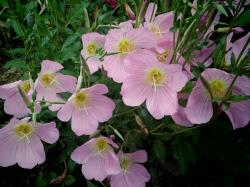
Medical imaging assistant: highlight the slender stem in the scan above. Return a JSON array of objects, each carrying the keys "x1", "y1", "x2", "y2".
[{"x1": 135, "y1": 0, "x2": 150, "y2": 28}]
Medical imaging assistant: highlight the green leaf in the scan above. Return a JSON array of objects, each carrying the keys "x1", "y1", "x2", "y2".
[
  {"x1": 8, "y1": 18, "x2": 25, "y2": 37},
  {"x1": 235, "y1": 10, "x2": 250, "y2": 26},
  {"x1": 172, "y1": 141, "x2": 196, "y2": 174},
  {"x1": 35, "y1": 176, "x2": 47, "y2": 187},
  {"x1": 228, "y1": 95, "x2": 250, "y2": 102},
  {"x1": 153, "y1": 140, "x2": 167, "y2": 161},
  {"x1": 4, "y1": 59, "x2": 27, "y2": 69},
  {"x1": 67, "y1": 159, "x2": 76, "y2": 173},
  {"x1": 61, "y1": 34, "x2": 80, "y2": 50},
  {"x1": 216, "y1": 4, "x2": 228, "y2": 17},
  {"x1": 87, "y1": 181, "x2": 97, "y2": 187},
  {"x1": 64, "y1": 175, "x2": 76, "y2": 186}
]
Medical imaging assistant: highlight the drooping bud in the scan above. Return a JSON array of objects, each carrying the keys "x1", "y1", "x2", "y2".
[{"x1": 124, "y1": 3, "x2": 136, "y2": 20}]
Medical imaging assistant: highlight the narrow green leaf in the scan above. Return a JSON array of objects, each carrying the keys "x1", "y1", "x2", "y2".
[
  {"x1": 216, "y1": 4, "x2": 228, "y2": 17},
  {"x1": 64, "y1": 175, "x2": 76, "y2": 186},
  {"x1": 153, "y1": 140, "x2": 167, "y2": 161}
]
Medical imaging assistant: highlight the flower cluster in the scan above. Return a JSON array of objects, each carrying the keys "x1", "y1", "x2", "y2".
[{"x1": 0, "y1": 1, "x2": 250, "y2": 187}]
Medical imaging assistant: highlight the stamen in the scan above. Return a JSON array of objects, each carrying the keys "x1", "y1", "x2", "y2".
[
  {"x1": 40, "y1": 72, "x2": 56, "y2": 88},
  {"x1": 94, "y1": 138, "x2": 109, "y2": 154},
  {"x1": 72, "y1": 91, "x2": 90, "y2": 108},
  {"x1": 117, "y1": 39, "x2": 134, "y2": 54},
  {"x1": 13, "y1": 123, "x2": 34, "y2": 142}
]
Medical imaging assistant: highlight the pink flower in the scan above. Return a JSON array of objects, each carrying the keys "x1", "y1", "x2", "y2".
[
  {"x1": 81, "y1": 32, "x2": 106, "y2": 74},
  {"x1": 71, "y1": 136, "x2": 120, "y2": 181},
  {"x1": 144, "y1": 3, "x2": 174, "y2": 43},
  {"x1": 35, "y1": 60, "x2": 77, "y2": 111},
  {"x1": 172, "y1": 106, "x2": 193, "y2": 127},
  {"x1": 121, "y1": 50, "x2": 188, "y2": 119},
  {"x1": 226, "y1": 32, "x2": 250, "y2": 65},
  {"x1": 103, "y1": 28, "x2": 156, "y2": 83},
  {"x1": 110, "y1": 150, "x2": 151, "y2": 187},
  {"x1": 185, "y1": 68, "x2": 250, "y2": 129},
  {"x1": 191, "y1": 41, "x2": 215, "y2": 67},
  {"x1": 0, "y1": 80, "x2": 40, "y2": 117},
  {"x1": 0, "y1": 118, "x2": 59, "y2": 169},
  {"x1": 57, "y1": 84, "x2": 115, "y2": 136}
]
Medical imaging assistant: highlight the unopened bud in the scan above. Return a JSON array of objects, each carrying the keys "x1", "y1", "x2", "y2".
[
  {"x1": 124, "y1": 3, "x2": 136, "y2": 20},
  {"x1": 216, "y1": 27, "x2": 230, "y2": 33}
]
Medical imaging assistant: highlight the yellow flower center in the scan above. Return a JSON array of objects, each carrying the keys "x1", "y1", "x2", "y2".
[
  {"x1": 117, "y1": 39, "x2": 134, "y2": 54},
  {"x1": 157, "y1": 49, "x2": 172, "y2": 64},
  {"x1": 209, "y1": 79, "x2": 228, "y2": 98},
  {"x1": 120, "y1": 156, "x2": 131, "y2": 172},
  {"x1": 72, "y1": 91, "x2": 89, "y2": 108},
  {"x1": 40, "y1": 72, "x2": 56, "y2": 88},
  {"x1": 13, "y1": 123, "x2": 34, "y2": 142},
  {"x1": 150, "y1": 24, "x2": 162, "y2": 37},
  {"x1": 86, "y1": 42, "x2": 97, "y2": 56},
  {"x1": 145, "y1": 68, "x2": 166, "y2": 87},
  {"x1": 19, "y1": 81, "x2": 31, "y2": 94},
  {"x1": 94, "y1": 138, "x2": 109, "y2": 154}
]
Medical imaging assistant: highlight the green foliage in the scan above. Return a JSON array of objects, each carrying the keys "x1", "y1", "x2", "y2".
[{"x1": 0, "y1": 0, "x2": 250, "y2": 187}]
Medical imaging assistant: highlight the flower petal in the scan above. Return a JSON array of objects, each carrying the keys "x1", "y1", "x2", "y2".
[
  {"x1": 41, "y1": 60, "x2": 63, "y2": 73},
  {"x1": 81, "y1": 155, "x2": 108, "y2": 181},
  {"x1": 146, "y1": 87, "x2": 178, "y2": 119},
  {"x1": 71, "y1": 110, "x2": 99, "y2": 136},
  {"x1": 57, "y1": 100, "x2": 74, "y2": 122},
  {"x1": 36, "y1": 122, "x2": 59, "y2": 144},
  {"x1": 16, "y1": 135, "x2": 45, "y2": 169},
  {"x1": 224, "y1": 100, "x2": 250, "y2": 129},
  {"x1": 185, "y1": 83, "x2": 213, "y2": 124},
  {"x1": 70, "y1": 139, "x2": 94, "y2": 164},
  {"x1": 127, "y1": 150, "x2": 148, "y2": 163}
]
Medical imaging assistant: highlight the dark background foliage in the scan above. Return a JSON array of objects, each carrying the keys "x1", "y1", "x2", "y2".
[{"x1": 0, "y1": 0, "x2": 250, "y2": 186}]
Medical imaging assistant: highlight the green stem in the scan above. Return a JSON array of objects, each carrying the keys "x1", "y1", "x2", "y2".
[{"x1": 135, "y1": 0, "x2": 150, "y2": 28}]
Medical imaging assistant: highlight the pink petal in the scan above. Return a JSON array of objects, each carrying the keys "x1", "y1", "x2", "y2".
[
  {"x1": 172, "y1": 106, "x2": 193, "y2": 127},
  {"x1": 16, "y1": 135, "x2": 45, "y2": 169},
  {"x1": 129, "y1": 28, "x2": 156, "y2": 49},
  {"x1": 104, "y1": 150, "x2": 120, "y2": 175},
  {"x1": 145, "y1": 3, "x2": 157, "y2": 22},
  {"x1": 185, "y1": 83, "x2": 213, "y2": 124},
  {"x1": 86, "y1": 57, "x2": 102, "y2": 74},
  {"x1": 71, "y1": 110, "x2": 99, "y2": 136},
  {"x1": 70, "y1": 139, "x2": 94, "y2": 164},
  {"x1": 130, "y1": 163, "x2": 151, "y2": 182},
  {"x1": 235, "y1": 76, "x2": 250, "y2": 95},
  {"x1": 41, "y1": 60, "x2": 63, "y2": 73},
  {"x1": 85, "y1": 84, "x2": 109, "y2": 95},
  {"x1": 0, "y1": 134, "x2": 18, "y2": 167},
  {"x1": 146, "y1": 87, "x2": 178, "y2": 119},
  {"x1": 105, "y1": 29, "x2": 125, "y2": 52},
  {"x1": 165, "y1": 64, "x2": 188, "y2": 92},
  {"x1": 46, "y1": 94, "x2": 64, "y2": 111},
  {"x1": 110, "y1": 174, "x2": 128, "y2": 187},
  {"x1": 81, "y1": 155, "x2": 108, "y2": 181},
  {"x1": 86, "y1": 95, "x2": 115, "y2": 122},
  {"x1": 36, "y1": 122, "x2": 59, "y2": 144},
  {"x1": 55, "y1": 74, "x2": 77, "y2": 93},
  {"x1": 126, "y1": 150, "x2": 148, "y2": 163},
  {"x1": 57, "y1": 99, "x2": 74, "y2": 122},
  {"x1": 202, "y1": 68, "x2": 233, "y2": 83},
  {"x1": 121, "y1": 75, "x2": 151, "y2": 106},
  {"x1": 4, "y1": 92, "x2": 29, "y2": 117},
  {"x1": 103, "y1": 55, "x2": 128, "y2": 83},
  {"x1": 155, "y1": 11, "x2": 174, "y2": 32},
  {"x1": 231, "y1": 33, "x2": 250, "y2": 60},
  {"x1": 224, "y1": 100, "x2": 250, "y2": 129},
  {"x1": 0, "y1": 80, "x2": 20, "y2": 99}
]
